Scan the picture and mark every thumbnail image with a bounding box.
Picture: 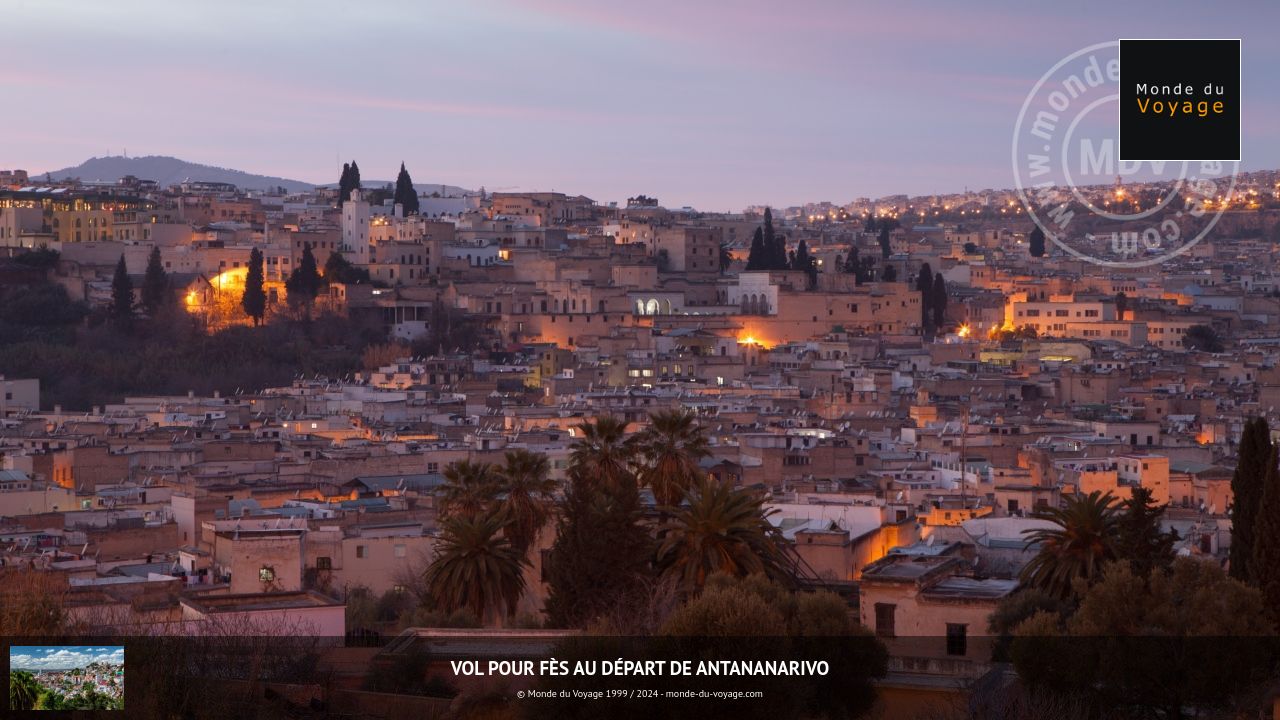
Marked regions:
[9,646,124,711]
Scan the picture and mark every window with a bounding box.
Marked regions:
[316,556,332,570]
[874,603,896,638]
[356,545,366,559]
[259,566,275,583]
[946,623,968,656]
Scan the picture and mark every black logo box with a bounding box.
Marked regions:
[1119,39,1241,162]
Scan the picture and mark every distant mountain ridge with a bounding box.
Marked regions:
[44,156,315,192]
[42,155,472,196]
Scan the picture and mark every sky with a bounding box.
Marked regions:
[3,0,1277,210]
[10,646,124,671]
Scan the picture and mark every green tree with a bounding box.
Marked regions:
[795,239,818,288]
[878,224,891,259]
[745,227,766,271]
[635,409,709,508]
[1114,486,1177,578]
[323,250,372,285]
[656,478,789,594]
[718,243,733,273]
[1011,560,1275,719]
[338,162,352,203]
[1252,443,1280,617]
[438,460,499,520]
[495,448,557,554]
[393,162,420,215]
[1183,324,1224,352]
[9,669,40,711]
[1231,416,1271,582]
[916,262,934,329]
[338,160,362,203]
[141,245,169,314]
[424,510,528,622]
[881,263,897,282]
[763,207,786,270]
[931,273,948,328]
[657,574,888,720]
[1020,491,1120,599]
[241,247,266,326]
[1029,225,1046,257]
[567,416,637,496]
[285,242,323,306]
[963,241,978,254]
[543,471,653,628]
[660,575,787,636]
[109,254,133,322]
[12,245,59,269]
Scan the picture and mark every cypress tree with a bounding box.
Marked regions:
[878,225,891,259]
[242,247,266,326]
[543,475,653,628]
[774,235,790,270]
[393,162,420,215]
[1254,443,1280,617]
[791,239,810,271]
[349,160,361,195]
[882,263,898,282]
[916,264,933,293]
[1116,486,1177,578]
[763,208,784,270]
[109,254,133,322]
[285,242,323,306]
[338,162,352,203]
[931,274,948,327]
[746,227,765,271]
[141,246,169,314]
[917,263,934,330]
[1231,417,1272,582]
[1029,226,1046,257]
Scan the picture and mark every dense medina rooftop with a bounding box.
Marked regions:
[2,170,1280,717]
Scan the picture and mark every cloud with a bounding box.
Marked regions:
[9,646,124,670]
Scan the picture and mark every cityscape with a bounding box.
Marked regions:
[4,2,1280,719]
[8,646,124,711]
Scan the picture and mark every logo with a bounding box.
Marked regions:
[1012,41,1240,267]
[1119,39,1241,162]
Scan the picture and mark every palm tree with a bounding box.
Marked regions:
[1020,490,1121,599]
[437,460,499,519]
[495,448,557,553]
[10,670,39,711]
[635,409,710,508]
[568,416,637,496]
[425,510,528,622]
[656,478,789,593]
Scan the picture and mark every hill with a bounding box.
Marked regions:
[43,156,315,192]
[42,156,473,196]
